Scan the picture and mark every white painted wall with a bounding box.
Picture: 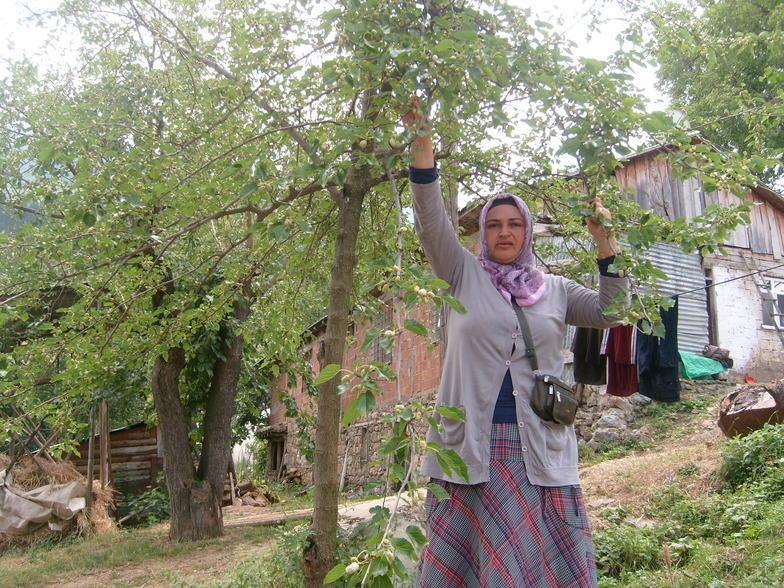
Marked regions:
[712,266,760,371]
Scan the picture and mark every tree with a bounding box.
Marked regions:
[1,0,758,584]
[0,0,332,541]
[643,0,784,182]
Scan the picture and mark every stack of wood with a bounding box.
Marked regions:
[222,478,278,508]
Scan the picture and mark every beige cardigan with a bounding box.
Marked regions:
[412,180,629,487]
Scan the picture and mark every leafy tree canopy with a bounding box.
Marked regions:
[643,0,784,183]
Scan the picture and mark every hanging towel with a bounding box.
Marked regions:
[637,297,681,403]
[603,324,638,397]
[572,327,606,385]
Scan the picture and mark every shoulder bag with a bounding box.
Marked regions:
[511,299,580,426]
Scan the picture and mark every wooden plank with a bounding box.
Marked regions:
[661,158,681,219]
[768,204,784,259]
[682,176,700,220]
[109,429,158,441]
[749,195,772,254]
[72,453,156,468]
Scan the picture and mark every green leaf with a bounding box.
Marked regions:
[343,397,361,427]
[239,181,258,199]
[379,335,393,353]
[440,294,467,314]
[368,554,389,577]
[403,319,428,336]
[406,524,428,549]
[391,536,417,560]
[82,211,97,227]
[388,462,406,481]
[435,405,466,421]
[361,327,381,352]
[430,279,451,290]
[453,29,478,42]
[268,223,288,243]
[356,390,376,417]
[323,564,346,584]
[314,364,341,386]
[38,144,55,163]
[436,448,469,483]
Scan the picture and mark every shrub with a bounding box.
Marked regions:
[121,482,170,527]
[719,423,784,494]
[594,524,661,578]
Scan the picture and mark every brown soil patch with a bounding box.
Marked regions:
[580,412,725,529]
[43,543,242,588]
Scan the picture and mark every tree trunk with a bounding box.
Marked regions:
[151,346,223,540]
[151,286,253,542]
[303,178,369,587]
[196,292,252,531]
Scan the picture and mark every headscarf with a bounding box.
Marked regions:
[478,193,546,307]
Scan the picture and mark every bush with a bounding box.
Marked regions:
[719,423,784,494]
[226,522,369,588]
[594,524,661,578]
[233,437,267,486]
[121,482,170,527]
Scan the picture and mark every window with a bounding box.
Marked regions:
[761,277,784,329]
[371,305,394,364]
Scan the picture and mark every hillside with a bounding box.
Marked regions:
[5,379,779,588]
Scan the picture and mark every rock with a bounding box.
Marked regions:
[591,428,621,444]
[717,379,784,438]
[595,414,626,429]
[628,393,652,408]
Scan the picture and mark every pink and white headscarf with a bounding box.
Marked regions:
[478,193,546,307]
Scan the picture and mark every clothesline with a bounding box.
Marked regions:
[673,261,784,298]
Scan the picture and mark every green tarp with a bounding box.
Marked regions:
[679,351,727,380]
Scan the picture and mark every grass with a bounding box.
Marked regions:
[592,421,784,588]
[2,381,781,588]
[0,513,297,588]
[579,435,656,464]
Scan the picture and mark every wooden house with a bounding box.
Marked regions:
[71,422,164,498]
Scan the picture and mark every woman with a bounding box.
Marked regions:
[405,108,627,587]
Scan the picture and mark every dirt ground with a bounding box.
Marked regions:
[35,402,727,587]
[580,411,724,530]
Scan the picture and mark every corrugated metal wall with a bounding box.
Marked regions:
[537,236,709,355]
[642,242,709,354]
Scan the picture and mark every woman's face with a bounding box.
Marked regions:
[484,204,526,264]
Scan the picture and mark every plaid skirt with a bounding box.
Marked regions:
[416,423,598,588]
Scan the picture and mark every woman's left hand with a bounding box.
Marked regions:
[585,198,618,259]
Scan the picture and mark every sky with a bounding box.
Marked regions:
[1,0,664,108]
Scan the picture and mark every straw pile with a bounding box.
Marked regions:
[0,454,117,553]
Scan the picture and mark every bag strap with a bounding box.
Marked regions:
[511,298,539,373]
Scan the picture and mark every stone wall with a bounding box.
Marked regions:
[575,380,737,451]
[280,380,738,493]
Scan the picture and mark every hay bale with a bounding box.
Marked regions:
[0,455,117,553]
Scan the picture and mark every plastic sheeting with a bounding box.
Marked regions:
[679,351,727,381]
[0,470,86,536]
